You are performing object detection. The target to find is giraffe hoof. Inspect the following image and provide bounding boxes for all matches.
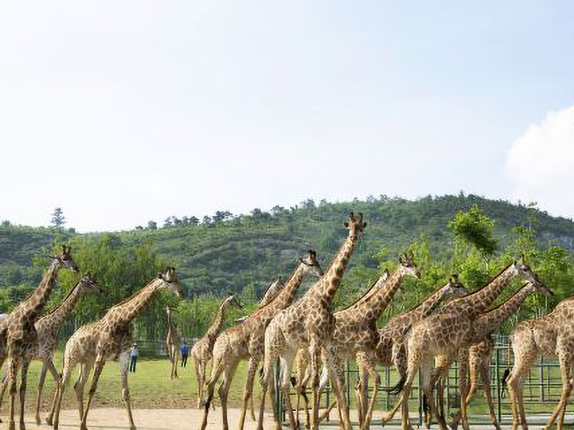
[45,417,52,426]
[35,416,41,425]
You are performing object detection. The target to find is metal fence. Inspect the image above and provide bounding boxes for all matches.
[280,334,565,426]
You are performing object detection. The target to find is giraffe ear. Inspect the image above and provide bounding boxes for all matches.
[344,222,349,228]
[362,222,367,228]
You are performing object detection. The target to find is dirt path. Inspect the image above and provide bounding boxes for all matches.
[13,408,272,430]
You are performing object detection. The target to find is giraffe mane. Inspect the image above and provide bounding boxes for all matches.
[478,282,530,315]
[42,279,82,317]
[336,276,381,312]
[451,262,513,303]
[109,279,158,309]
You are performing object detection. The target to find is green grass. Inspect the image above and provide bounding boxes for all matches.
[15,354,257,412]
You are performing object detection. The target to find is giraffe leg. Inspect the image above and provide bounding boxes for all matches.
[74,362,93,420]
[355,363,367,429]
[480,357,501,430]
[458,351,470,430]
[258,351,280,430]
[48,358,74,429]
[80,355,106,430]
[36,359,59,425]
[383,340,426,430]
[357,351,380,430]
[0,370,8,419]
[194,357,203,408]
[18,358,31,430]
[278,352,298,430]
[543,349,573,430]
[8,354,22,430]
[199,357,225,430]
[238,356,260,430]
[119,351,137,430]
[42,359,61,427]
[325,349,352,430]
[450,350,481,430]
[392,343,412,430]
[217,361,239,430]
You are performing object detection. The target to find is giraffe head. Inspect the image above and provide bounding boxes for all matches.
[511,257,553,296]
[223,293,244,309]
[51,245,79,273]
[158,267,185,299]
[398,251,421,279]
[343,212,367,237]
[77,272,104,295]
[299,250,324,277]
[445,274,468,298]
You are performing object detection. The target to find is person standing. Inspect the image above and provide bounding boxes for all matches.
[129,343,139,372]
[180,341,189,367]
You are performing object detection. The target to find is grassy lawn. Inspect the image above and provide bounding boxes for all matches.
[14,353,257,412]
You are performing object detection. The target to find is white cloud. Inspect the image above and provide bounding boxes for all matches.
[506,104,574,219]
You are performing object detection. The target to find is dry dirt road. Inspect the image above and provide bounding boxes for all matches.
[5,408,273,430]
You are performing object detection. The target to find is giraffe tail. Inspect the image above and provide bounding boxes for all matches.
[501,336,512,397]
[383,374,407,395]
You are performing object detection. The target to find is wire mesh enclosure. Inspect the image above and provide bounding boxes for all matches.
[278,334,566,426]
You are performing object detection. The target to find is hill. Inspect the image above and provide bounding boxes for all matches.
[1,194,573,304]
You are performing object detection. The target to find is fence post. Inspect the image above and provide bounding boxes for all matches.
[495,337,502,424]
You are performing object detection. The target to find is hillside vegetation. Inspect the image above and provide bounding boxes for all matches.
[1,194,573,339]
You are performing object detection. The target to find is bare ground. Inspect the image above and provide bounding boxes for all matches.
[3,408,274,430]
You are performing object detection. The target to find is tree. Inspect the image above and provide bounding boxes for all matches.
[147,221,157,230]
[449,205,497,258]
[51,207,66,227]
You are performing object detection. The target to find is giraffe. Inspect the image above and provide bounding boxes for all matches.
[190,294,243,407]
[235,279,282,324]
[0,245,79,430]
[259,212,367,430]
[258,278,283,309]
[198,250,324,430]
[315,273,468,430]
[292,268,390,429]
[381,258,544,430]
[48,267,183,430]
[166,306,182,379]
[0,274,102,425]
[448,281,553,430]
[505,297,574,430]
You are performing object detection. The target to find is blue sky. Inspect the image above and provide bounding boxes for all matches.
[1,1,573,231]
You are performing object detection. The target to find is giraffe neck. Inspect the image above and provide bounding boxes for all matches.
[309,233,358,304]
[258,281,282,308]
[265,263,308,311]
[37,281,85,332]
[356,268,405,322]
[408,282,452,321]
[26,259,62,316]
[444,264,516,318]
[110,279,164,325]
[474,283,535,338]
[203,300,228,344]
[167,310,174,338]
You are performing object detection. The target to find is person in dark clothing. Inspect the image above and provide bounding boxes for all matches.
[180,342,189,367]
[129,343,139,372]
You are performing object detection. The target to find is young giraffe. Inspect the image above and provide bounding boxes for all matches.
[314,274,468,430]
[381,258,543,430]
[258,278,283,309]
[447,281,554,430]
[0,274,102,425]
[166,306,182,379]
[190,294,243,407]
[506,297,574,430]
[317,253,421,430]
[48,267,183,430]
[293,269,390,429]
[0,245,79,430]
[199,250,324,430]
[259,212,367,430]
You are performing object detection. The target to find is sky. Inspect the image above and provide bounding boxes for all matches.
[1,1,573,232]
